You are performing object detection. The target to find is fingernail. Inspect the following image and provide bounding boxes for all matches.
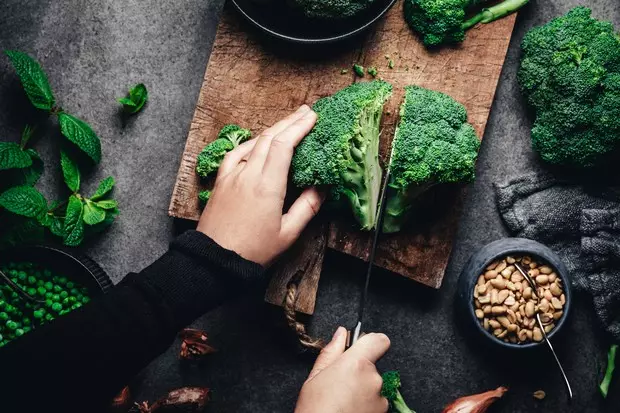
[333,326,345,341]
[297,104,310,113]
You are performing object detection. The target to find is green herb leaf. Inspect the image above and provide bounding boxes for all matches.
[600,344,618,398]
[47,214,65,238]
[95,199,118,210]
[63,195,84,246]
[60,150,80,193]
[83,200,106,225]
[0,186,47,219]
[20,149,43,186]
[5,50,55,111]
[0,142,32,170]
[89,207,119,234]
[20,125,35,148]
[118,83,148,114]
[0,217,45,249]
[91,176,115,200]
[58,112,102,164]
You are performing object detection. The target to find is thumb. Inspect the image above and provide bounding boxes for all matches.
[345,333,391,364]
[306,326,347,382]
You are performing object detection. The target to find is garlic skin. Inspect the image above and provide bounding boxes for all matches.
[442,386,508,413]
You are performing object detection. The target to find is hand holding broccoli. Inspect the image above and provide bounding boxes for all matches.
[197,105,324,267]
[295,327,391,413]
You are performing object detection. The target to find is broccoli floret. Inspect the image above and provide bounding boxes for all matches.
[195,124,251,178]
[404,0,529,47]
[381,371,416,413]
[292,80,392,230]
[383,86,479,233]
[353,64,365,77]
[198,190,212,206]
[367,66,378,77]
[292,0,376,20]
[518,7,620,168]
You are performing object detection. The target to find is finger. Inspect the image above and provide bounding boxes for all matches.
[262,109,317,189]
[246,105,311,170]
[217,139,257,178]
[306,327,347,382]
[346,333,391,364]
[281,187,325,244]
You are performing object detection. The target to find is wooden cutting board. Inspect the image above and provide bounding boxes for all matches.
[169,2,517,314]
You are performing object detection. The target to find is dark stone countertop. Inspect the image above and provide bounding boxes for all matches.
[1,0,619,411]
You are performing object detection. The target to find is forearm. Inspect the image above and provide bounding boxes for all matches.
[0,231,263,412]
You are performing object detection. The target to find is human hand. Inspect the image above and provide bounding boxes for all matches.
[295,327,390,413]
[197,105,324,267]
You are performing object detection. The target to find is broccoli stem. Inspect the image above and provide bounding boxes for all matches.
[600,344,618,398]
[392,391,416,413]
[382,184,433,234]
[462,0,529,30]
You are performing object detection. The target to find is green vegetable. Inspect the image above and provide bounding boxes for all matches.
[198,190,212,206]
[404,0,529,47]
[353,64,365,77]
[57,112,102,164]
[381,371,416,413]
[196,124,251,178]
[63,195,85,247]
[292,80,392,230]
[4,51,55,111]
[60,150,80,193]
[383,86,480,233]
[292,0,376,20]
[0,142,33,170]
[0,186,47,220]
[600,344,618,398]
[367,67,378,77]
[118,83,148,114]
[388,59,394,69]
[518,7,620,168]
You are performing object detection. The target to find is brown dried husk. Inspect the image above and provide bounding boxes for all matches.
[178,328,216,361]
[110,386,131,412]
[137,387,210,413]
[442,386,508,413]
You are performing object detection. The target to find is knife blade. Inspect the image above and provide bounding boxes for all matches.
[347,143,396,347]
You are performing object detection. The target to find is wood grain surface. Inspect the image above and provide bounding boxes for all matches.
[169,2,518,312]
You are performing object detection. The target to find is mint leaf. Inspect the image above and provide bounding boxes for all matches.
[0,142,32,170]
[0,186,47,219]
[118,83,148,114]
[89,207,119,234]
[5,50,55,111]
[83,200,106,225]
[58,112,102,163]
[45,214,65,238]
[60,150,80,193]
[95,199,118,210]
[63,195,84,246]
[20,149,43,186]
[0,217,44,248]
[91,176,115,200]
[20,125,35,148]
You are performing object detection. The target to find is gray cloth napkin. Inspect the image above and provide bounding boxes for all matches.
[495,172,620,341]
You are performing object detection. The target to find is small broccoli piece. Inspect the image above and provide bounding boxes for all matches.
[381,371,415,413]
[388,59,394,69]
[383,86,480,233]
[600,344,618,398]
[198,190,212,206]
[353,64,365,77]
[518,7,620,168]
[404,0,529,47]
[292,80,392,230]
[292,0,376,20]
[367,66,378,77]
[195,124,251,178]
[341,69,349,75]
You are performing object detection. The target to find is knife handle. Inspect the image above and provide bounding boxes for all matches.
[346,321,363,349]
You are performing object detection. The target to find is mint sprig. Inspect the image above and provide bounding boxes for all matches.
[4,51,55,111]
[118,83,148,114]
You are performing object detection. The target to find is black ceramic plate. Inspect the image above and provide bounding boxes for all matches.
[230,0,398,44]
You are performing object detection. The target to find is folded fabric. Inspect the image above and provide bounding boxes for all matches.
[495,172,620,341]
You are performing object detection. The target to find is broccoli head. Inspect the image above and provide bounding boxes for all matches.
[381,371,415,413]
[292,80,392,230]
[518,7,620,168]
[404,0,529,47]
[383,86,479,234]
[195,124,251,178]
[292,0,376,20]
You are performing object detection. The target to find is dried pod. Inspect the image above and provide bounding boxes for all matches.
[442,386,507,413]
[111,386,131,413]
[533,390,546,400]
[179,328,217,361]
[137,387,210,413]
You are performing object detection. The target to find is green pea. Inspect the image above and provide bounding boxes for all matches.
[4,305,15,314]
[57,276,68,285]
[0,312,8,321]
[60,291,69,299]
[81,297,90,304]
[33,310,43,319]
[44,314,54,321]
[0,300,5,309]
[22,317,30,325]
[51,294,60,302]
[17,272,27,282]
[66,281,74,289]
[43,270,52,278]
[44,282,53,290]
[6,321,17,330]
[51,303,62,312]
[68,297,77,303]
[45,299,53,307]
[27,288,37,297]
[70,288,79,296]
[15,329,24,337]
[53,285,62,293]
[37,287,46,296]
[45,292,53,299]
[27,276,36,285]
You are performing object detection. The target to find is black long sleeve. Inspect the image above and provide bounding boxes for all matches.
[0,231,264,412]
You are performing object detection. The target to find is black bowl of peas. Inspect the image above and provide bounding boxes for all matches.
[0,245,112,347]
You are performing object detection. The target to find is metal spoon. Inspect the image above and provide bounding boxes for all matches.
[514,262,573,400]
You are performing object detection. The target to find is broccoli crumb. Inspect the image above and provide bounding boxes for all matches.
[341,69,348,75]
[353,64,365,77]
[367,66,378,77]
[388,59,394,69]
[405,65,409,71]
[384,54,390,59]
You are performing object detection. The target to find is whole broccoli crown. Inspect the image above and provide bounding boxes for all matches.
[195,138,234,178]
[292,80,393,188]
[380,371,402,401]
[518,7,620,167]
[390,86,479,190]
[293,0,376,19]
[218,124,252,147]
[404,0,475,46]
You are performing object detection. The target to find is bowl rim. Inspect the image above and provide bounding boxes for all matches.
[466,238,572,350]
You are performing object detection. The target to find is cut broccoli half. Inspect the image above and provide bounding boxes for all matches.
[381,371,416,413]
[292,80,392,231]
[195,124,251,178]
[383,86,480,233]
